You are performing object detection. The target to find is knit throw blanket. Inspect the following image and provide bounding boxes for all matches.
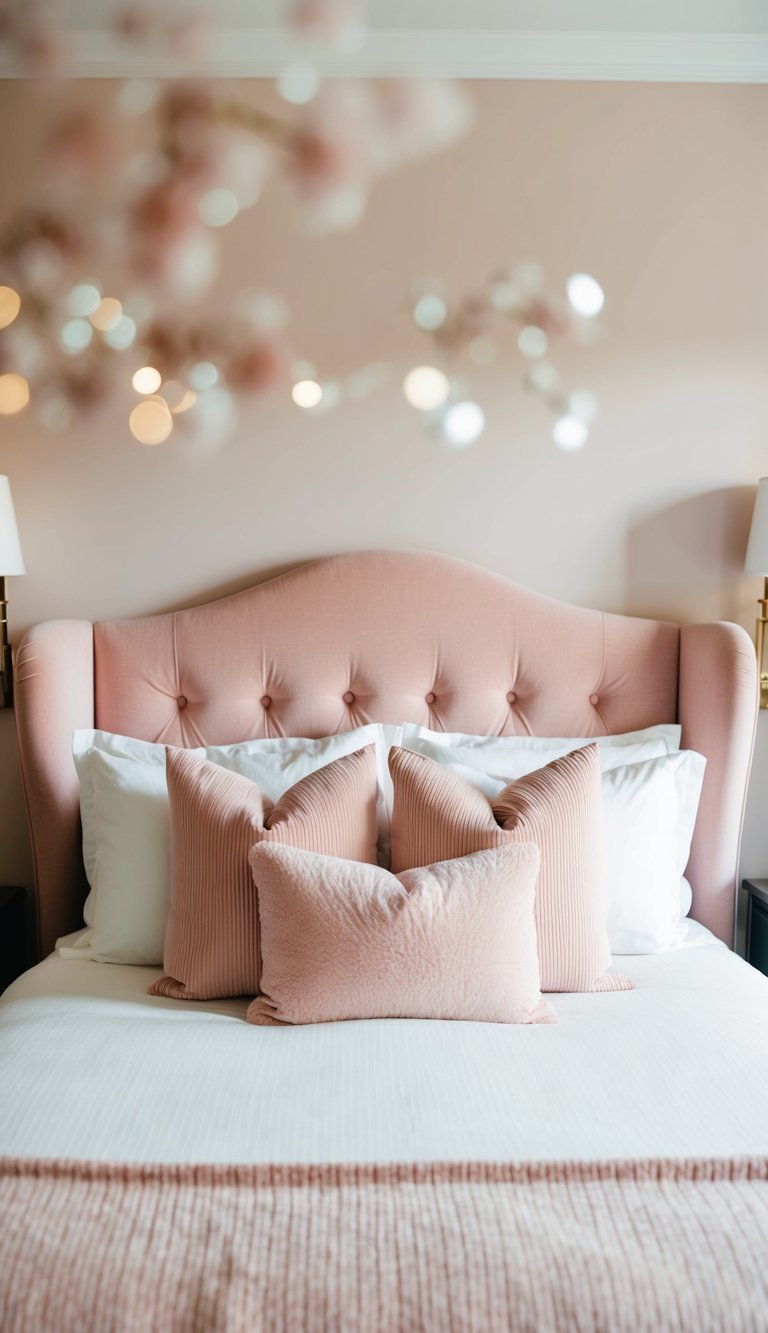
[2,1156,767,1332]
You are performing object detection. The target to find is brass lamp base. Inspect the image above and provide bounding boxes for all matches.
[0,576,12,709]
[757,577,768,712]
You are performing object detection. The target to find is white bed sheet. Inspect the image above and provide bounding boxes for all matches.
[2,924,768,1165]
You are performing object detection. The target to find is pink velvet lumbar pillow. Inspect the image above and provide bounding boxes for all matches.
[389,743,632,995]
[246,841,556,1026]
[149,744,379,1002]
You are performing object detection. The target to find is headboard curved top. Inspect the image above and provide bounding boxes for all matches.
[14,549,757,956]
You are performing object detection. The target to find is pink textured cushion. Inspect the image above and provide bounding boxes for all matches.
[389,743,632,994]
[246,842,556,1026]
[149,744,379,1001]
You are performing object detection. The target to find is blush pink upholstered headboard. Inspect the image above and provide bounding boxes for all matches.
[14,549,757,957]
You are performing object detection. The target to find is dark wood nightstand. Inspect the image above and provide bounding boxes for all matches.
[743,879,768,978]
[0,886,26,993]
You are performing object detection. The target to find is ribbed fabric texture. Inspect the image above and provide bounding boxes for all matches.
[246,842,555,1026]
[390,744,632,993]
[3,1154,768,1333]
[150,745,379,1001]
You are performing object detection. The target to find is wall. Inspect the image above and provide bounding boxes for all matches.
[0,79,766,930]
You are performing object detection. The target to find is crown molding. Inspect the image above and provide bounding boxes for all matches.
[1,29,767,81]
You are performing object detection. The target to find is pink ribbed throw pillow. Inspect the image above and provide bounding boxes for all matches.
[389,743,632,994]
[246,842,556,1026]
[149,744,379,1001]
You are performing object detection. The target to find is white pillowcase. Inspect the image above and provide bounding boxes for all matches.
[400,725,705,955]
[400,722,682,781]
[66,724,402,965]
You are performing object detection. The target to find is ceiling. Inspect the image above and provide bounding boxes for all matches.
[3,0,768,80]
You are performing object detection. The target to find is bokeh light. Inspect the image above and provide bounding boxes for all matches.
[553,415,589,450]
[66,283,101,318]
[60,319,93,354]
[403,365,450,411]
[188,361,219,391]
[103,315,137,350]
[132,366,162,395]
[442,400,485,447]
[517,325,548,358]
[198,188,240,228]
[292,379,323,408]
[277,64,320,105]
[0,372,30,415]
[0,286,21,330]
[566,274,604,318]
[90,297,123,331]
[413,294,447,331]
[129,396,173,445]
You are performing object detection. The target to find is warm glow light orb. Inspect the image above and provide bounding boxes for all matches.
[90,297,123,332]
[0,372,30,415]
[442,400,485,447]
[0,286,21,330]
[292,379,323,408]
[566,274,604,318]
[132,366,162,395]
[553,415,589,451]
[129,396,173,445]
[403,365,450,411]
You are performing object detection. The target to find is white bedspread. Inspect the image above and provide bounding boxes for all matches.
[3,925,768,1165]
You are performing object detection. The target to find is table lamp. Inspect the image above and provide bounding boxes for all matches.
[0,475,25,708]
[745,476,768,711]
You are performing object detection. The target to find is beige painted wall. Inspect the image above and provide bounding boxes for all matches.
[1,79,766,931]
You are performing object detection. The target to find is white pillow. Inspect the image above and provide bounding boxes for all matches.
[400,722,682,781]
[399,733,705,955]
[65,724,402,965]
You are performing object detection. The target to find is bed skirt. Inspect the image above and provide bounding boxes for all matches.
[2,1155,767,1332]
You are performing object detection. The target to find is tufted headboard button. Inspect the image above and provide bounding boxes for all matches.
[261,695,272,709]
[177,695,187,709]
[507,691,517,705]
[589,693,600,706]
[425,691,436,705]
[343,691,355,704]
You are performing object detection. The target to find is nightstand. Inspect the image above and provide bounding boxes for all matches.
[0,886,25,993]
[743,879,768,978]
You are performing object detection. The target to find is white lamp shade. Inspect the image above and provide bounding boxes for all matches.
[746,478,768,575]
[0,475,25,576]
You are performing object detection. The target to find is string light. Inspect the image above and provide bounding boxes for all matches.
[413,294,447,331]
[517,326,548,358]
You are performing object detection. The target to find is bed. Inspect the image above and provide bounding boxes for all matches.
[2,548,766,1332]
